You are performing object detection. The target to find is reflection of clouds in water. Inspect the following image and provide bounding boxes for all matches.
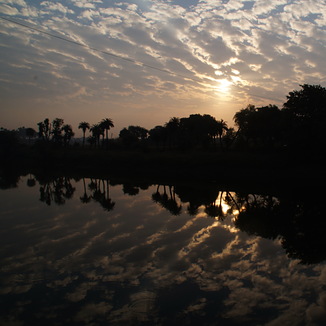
[73,302,113,323]
[1,178,326,325]
[306,292,326,326]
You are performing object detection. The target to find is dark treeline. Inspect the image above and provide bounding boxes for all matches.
[1,84,326,175]
[2,84,326,151]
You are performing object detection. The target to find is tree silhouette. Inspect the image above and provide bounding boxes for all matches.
[52,118,64,145]
[27,173,36,187]
[215,119,228,148]
[119,125,148,148]
[180,114,223,148]
[175,183,221,215]
[80,177,91,203]
[25,127,36,144]
[149,126,167,150]
[62,124,74,147]
[122,183,140,196]
[37,118,51,141]
[36,118,73,147]
[0,128,19,156]
[100,118,114,149]
[204,191,225,220]
[233,104,283,148]
[101,179,115,211]
[284,84,326,120]
[283,84,326,149]
[165,117,181,149]
[78,122,90,147]
[88,178,115,211]
[90,124,104,148]
[39,177,75,206]
[231,189,326,264]
[152,185,182,215]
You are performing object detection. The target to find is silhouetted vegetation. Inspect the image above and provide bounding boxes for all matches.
[230,189,326,264]
[78,121,90,147]
[1,84,326,177]
[39,176,76,206]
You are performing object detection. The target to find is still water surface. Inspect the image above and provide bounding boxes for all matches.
[0,175,326,325]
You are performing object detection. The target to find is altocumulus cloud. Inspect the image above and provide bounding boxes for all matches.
[0,0,325,132]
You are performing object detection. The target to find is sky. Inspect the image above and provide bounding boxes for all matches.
[1,0,326,136]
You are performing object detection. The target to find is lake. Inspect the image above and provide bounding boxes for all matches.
[1,173,326,325]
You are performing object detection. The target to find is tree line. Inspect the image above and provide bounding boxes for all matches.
[1,84,326,152]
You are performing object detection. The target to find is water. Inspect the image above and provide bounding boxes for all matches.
[1,174,326,325]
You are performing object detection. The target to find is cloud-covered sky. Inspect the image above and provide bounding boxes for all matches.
[1,0,326,135]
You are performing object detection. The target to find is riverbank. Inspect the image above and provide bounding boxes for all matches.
[1,145,325,193]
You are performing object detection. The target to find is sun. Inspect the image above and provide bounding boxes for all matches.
[216,79,232,93]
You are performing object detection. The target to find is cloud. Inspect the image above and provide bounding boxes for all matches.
[71,0,99,9]
[1,0,326,131]
[0,3,19,15]
[40,1,74,14]
[3,0,27,6]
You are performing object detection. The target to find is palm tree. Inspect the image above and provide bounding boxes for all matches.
[78,122,90,147]
[62,124,74,147]
[216,119,228,148]
[90,124,104,148]
[100,118,114,149]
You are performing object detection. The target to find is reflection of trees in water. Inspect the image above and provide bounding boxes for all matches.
[175,184,230,220]
[230,191,326,264]
[37,176,115,211]
[204,191,229,220]
[80,177,91,203]
[3,172,325,264]
[121,182,150,196]
[86,178,115,212]
[27,173,36,187]
[39,176,76,206]
[152,184,232,219]
[152,185,182,215]
[0,172,20,189]
[174,184,219,216]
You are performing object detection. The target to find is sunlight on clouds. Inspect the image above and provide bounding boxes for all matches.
[0,0,326,130]
[178,220,221,259]
[215,78,233,94]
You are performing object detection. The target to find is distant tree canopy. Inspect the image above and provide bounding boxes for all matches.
[144,114,229,150]
[36,118,75,147]
[233,84,326,149]
[0,127,19,154]
[234,104,284,147]
[2,84,325,153]
[283,84,326,120]
[119,126,148,147]
[282,84,326,148]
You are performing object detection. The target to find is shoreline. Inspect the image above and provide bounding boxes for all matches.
[1,146,325,194]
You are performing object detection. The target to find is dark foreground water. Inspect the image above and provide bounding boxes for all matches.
[1,174,326,325]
